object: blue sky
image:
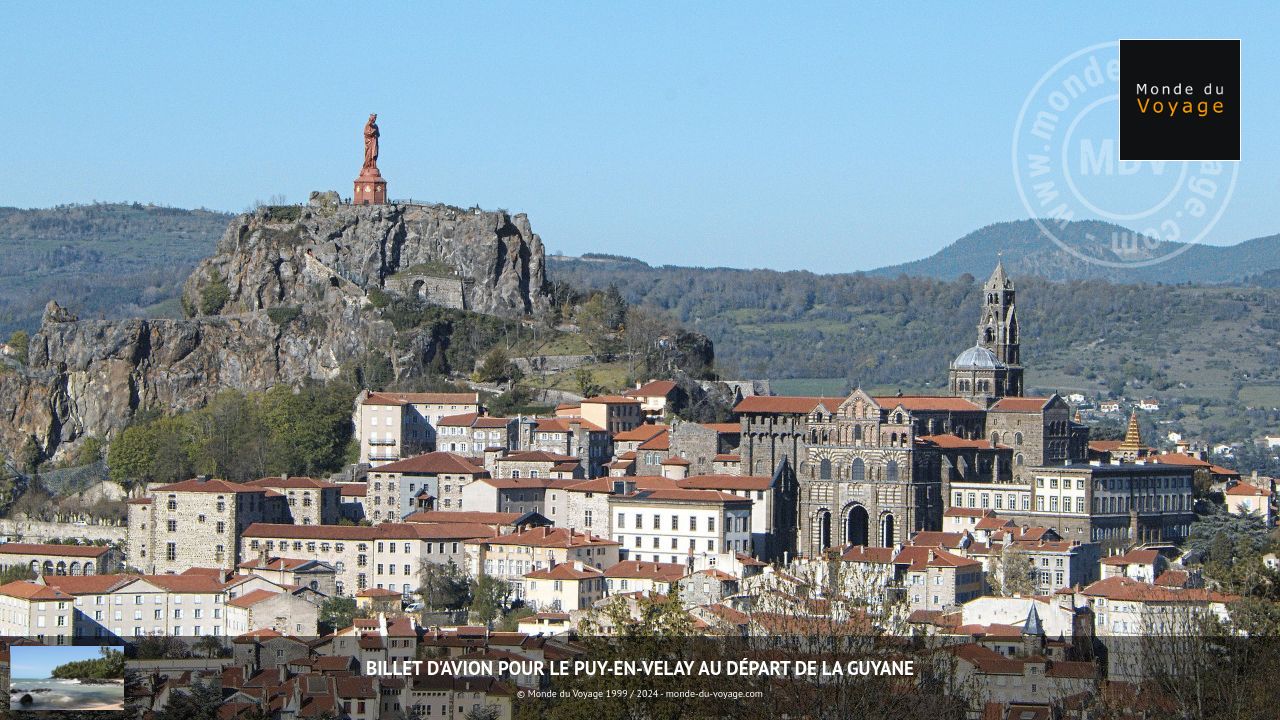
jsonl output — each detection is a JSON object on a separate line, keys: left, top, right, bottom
{"left": 10, "top": 645, "right": 119, "bottom": 678}
{"left": 0, "top": 3, "right": 1275, "bottom": 271}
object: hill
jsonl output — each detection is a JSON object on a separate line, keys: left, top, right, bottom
{"left": 549, "top": 256, "right": 1280, "bottom": 443}
{"left": 0, "top": 203, "right": 231, "bottom": 335}
{"left": 866, "top": 219, "right": 1280, "bottom": 284}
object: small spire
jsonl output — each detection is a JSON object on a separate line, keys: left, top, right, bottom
{"left": 1118, "top": 410, "right": 1143, "bottom": 453}
{"left": 987, "top": 261, "right": 1009, "bottom": 289}
{"left": 1023, "top": 604, "right": 1044, "bottom": 637}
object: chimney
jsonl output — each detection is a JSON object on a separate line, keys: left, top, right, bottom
{"left": 281, "top": 473, "right": 289, "bottom": 481}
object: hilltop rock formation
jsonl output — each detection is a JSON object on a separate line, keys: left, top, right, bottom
{"left": 0, "top": 203, "right": 551, "bottom": 460}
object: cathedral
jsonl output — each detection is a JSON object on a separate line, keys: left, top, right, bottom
{"left": 736, "top": 265, "right": 1090, "bottom": 558}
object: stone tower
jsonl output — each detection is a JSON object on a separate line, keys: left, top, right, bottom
{"left": 949, "top": 263, "right": 1025, "bottom": 404}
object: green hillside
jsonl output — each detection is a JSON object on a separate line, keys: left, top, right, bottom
{"left": 0, "top": 203, "right": 231, "bottom": 334}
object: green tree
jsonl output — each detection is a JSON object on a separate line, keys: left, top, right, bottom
{"left": 6, "top": 329, "right": 29, "bottom": 364}
{"left": 75, "top": 436, "right": 105, "bottom": 466}
{"left": 194, "top": 635, "right": 225, "bottom": 659}
{"left": 475, "top": 346, "right": 515, "bottom": 383}
{"left": 464, "top": 706, "right": 502, "bottom": 720}
{"left": 418, "top": 560, "right": 471, "bottom": 611}
{"left": 320, "top": 595, "right": 358, "bottom": 631}
{"left": 156, "top": 678, "right": 223, "bottom": 720}
{"left": 199, "top": 270, "right": 231, "bottom": 315}
{"left": 17, "top": 435, "right": 42, "bottom": 474}
{"left": 999, "top": 545, "right": 1036, "bottom": 597}
{"left": 469, "top": 575, "right": 512, "bottom": 627}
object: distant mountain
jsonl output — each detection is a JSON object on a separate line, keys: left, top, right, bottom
{"left": 0, "top": 203, "right": 231, "bottom": 335}
{"left": 867, "top": 219, "right": 1280, "bottom": 284}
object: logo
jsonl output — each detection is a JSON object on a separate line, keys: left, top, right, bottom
{"left": 1012, "top": 42, "right": 1237, "bottom": 268}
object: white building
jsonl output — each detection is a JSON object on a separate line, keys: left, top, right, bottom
{"left": 608, "top": 488, "right": 752, "bottom": 566}
{"left": 355, "top": 391, "right": 481, "bottom": 466}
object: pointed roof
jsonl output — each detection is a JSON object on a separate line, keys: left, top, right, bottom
{"left": 1023, "top": 604, "right": 1044, "bottom": 637}
{"left": 986, "top": 261, "right": 1011, "bottom": 289}
{"left": 1117, "top": 411, "right": 1144, "bottom": 453}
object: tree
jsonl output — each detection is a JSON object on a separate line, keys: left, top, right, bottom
{"left": 469, "top": 575, "right": 512, "bottom": 627}
{"left": 999, "top": 545, "right": 1036, "bottom": 597}
{"left": 418, "top": 560, "right": 470, "bottom": 611}
{"left": 199, "top": 270, "right": 231, "bottom": 315}
{"left": 6, "top": 329, "right": 29, "bottom": 364}
{"left": 573, "top": 367, "right": 603, "bottom": 398}
{"left": 320, "top": 595, "right": 358, "bottom": 631}
{"left": 194, "top": 635, "right": 225, "bottom": 659}
{"left": 475, "top": 346, "right": 515, "bottom": 384}
{"left": 464, "top": 706, "right": 502, "bottom": 720}
{"left": 17, "top": 435, "right": 42, "bottom": 474}
{"left": 156, "top": 678, "right": 223, "bottom": 720}
{"left": 76, "top": 436, "right": 105, "bottom": 466}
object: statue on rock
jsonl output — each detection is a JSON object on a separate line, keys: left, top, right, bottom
{"left": 354, "top": 113, "right": 387, "bottom": 204}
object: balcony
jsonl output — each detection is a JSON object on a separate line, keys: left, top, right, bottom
{"left": 367, "top": 438, "right": 398, "bottom": 446}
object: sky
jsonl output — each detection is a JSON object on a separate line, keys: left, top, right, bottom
{"left": 10, "top": 645, "right": 119, "bottom": 679}
{"left": 1, "top": 2, "right": 1276, "bottom": 272}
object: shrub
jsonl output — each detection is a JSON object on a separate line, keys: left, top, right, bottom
{"left": 267, "top": 306, "right": 302, "bottom": 326}
{"left": 199, "top": 271, "right": 231, "bottom": 315}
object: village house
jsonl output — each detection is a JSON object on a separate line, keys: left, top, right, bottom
{"left": 368, "top": 452, "right": 490, "bottom": 520}
{"left": 609, "top": 488, "right": 753, "bottom": 566}
{"left": 355, "top": 391, "right": 481, "bottom": 466}
{"left": 623, "top": 380, "right": 679, "bottom": 421}
{"left": 523, "top": 561, "right": 606, "bottom": 612}
{"left": 245, "top": 475, "right": 342, "bottom": 525}
{"left": 0, "top": 542, "right": 120, "bottom": 577}
{"left": 435, "top": 413, "right": 519, "bottom": 454}
{"left": 464, "top": 527, "right": 621, "bottom": 600}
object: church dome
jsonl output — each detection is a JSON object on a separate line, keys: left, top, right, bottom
{"left": 952, "top": 345, "right": 1005, "bottom": 369}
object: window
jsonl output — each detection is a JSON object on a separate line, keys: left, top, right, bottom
{"left": 166, "top": 543, "right": 177, "bottom": 561}
{"left": 167, "top": 520, "right": 177, "bottom": 532}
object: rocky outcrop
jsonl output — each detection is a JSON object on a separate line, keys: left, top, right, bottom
{"left": 0, "top": 203, "right": 551, "bottom": 460}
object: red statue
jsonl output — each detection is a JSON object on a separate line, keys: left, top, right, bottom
{"left": 355, "top": 113, "right": 387, "bottom": 204}
{"left": 362, "top": 114, "right": 380, "bottom": 171}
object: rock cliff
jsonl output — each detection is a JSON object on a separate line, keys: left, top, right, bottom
{"left": 1, "top": 203, "right": 551, "bottom": 460}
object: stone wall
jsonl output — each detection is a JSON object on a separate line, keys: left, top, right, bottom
{"left": 0, "top": 518, "right": 126, "bottom": 545}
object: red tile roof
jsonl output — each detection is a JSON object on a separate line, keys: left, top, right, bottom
{"left": 613, "top": 424, "right": 669, "bottom": 442}
{"left": 916, "top": 434, "right": 1003, "bottom": 450}
{"left": 677, "top": 474, "right": 772, "bottom": 491}
{"left": 613, "top": 488, "right": 753, "bottom": 505}
{"left": 374, "top": 452, "right": 490, "bottom": 476}
{"left": 989, "top": 397, "right": 1053, "bottom": 412}
{"left": 604, "top": 560, "right": 687, "bottom": 582}
{"left": 470, "top": 526, "right": 619, "bottom": 549}
{"left": 564, "top": 476, "right": 677, "bottom": 493}
{"left": 501, "top": 450, "right": 579, "bottom": 463}
{"left": 624, "top": 380, "right": 678, "bottom": 398}
{"left": 701, "top": 423, "right": 742, "bottom": 434}
{"left": 582, "top": 395, "right": 641, "bottom": 405}
{"left": 153, "top": 478, "right": 270, "bottom": 493}
{"left": 403, "top": 510, "right": 524, "bottom": 525}
{"left": 525, "top": 562, "right": 604, "bottom": 580}
{"left": 362, "top": 392, "right": 479, "bottom": 406}
{"left": 840, "top": 545, "right": 896, "bottom": 563}
{"left": 245, "top": 476, "right": 337, "bottom": 490}
{"left": 355, "top": 587, "right": 400, "bottom": 598}
{"left": 535, "top": 417, "right": 605, "bottom": 433}
{"left": 40, "top": 574, "right": 137, "bottom": 595}
{"left": 1101, "top": 549, "right": 1160, "bottom": 566}
{"left": 1082, "top": 575, "right": 1236, "bottom": 603}
{"left": 1225, "top": 483, "right": 1271, "bottom": 496}
{"left": 734, "top": 396, "right": 840, "bottom": 414}
{"left": 0, "top": 542, "right": 110, "bottom": 558}
{"left": 874, "top": 396, "right": 981, "bottom": 412}
{"left": 637, "top": 432, "right": 670, "bottom": 451}
{"left": 660, "top": 456, "right": 691, "bottom": 466}
{"left": 0, "top": 580, "right": 71, "bottom": 600}
{"left": 228, "top": 589, "right": 283, "bottom": 608}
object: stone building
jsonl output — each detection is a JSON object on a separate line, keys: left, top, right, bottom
{"left": 668, "top": 421, "right": 742, "bottom": 476}
{"left": 368, "top": 452, "right": 491, "bottom": 520}
{"left": 736, "top": 266, "right": 1091, "bottom": 558}
{"left": 355, "top": 391, "right": 482, "bottom": 466}
{"left": 127, "top": 478, "right": 289, "bottom": 575}
{"left": 245, "top": 475, "right": 342, "bottom": 525}
{"left": 0, "top": 542, "right": 120, "bottom": 577}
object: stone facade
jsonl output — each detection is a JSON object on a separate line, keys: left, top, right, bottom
{"left": 737, "top": 266, "right": 1092, "bottom": 559}
{"left": 127, "top": 478, "right": 289, "bottom": 575}
{"left": 246, "top": 476, "right": 342, "bottom": 525}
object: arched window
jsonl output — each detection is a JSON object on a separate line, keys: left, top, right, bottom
{"left": 819, "top": 459, "right": 832, "bottom": 480}
{"left": 1015, "top": 453, "right": 1024, "bottom": 466}
{"left": 853, "top": 425, "right": 863, "bottom": 441}
{"left": 851, "top": 458, "right": 865, "bottom": 482}
{"left": 69, "top": 562, "right": 81, "bottom": 576}
{"left": 1015, "top": 432, "right": 1023, "bottom": 445}
{"left": 886, "top": 460, "right": 899, "bottom": 483}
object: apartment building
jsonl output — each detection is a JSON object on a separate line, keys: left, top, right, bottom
{"left": 463, "top": 527, "right": 620, "bottom": 600}
{"left": 367, "top": 452, "right": 490, "bottom": 520}
{"left": 355, "top": 391, "right": 482, "bottom": 466}
{"left": 677, "top": 474, "right": 781, "bottom": 559}
{"left": 550, "top": 476, "right": 676, "bottom": 536}
{"left": 436, "top": 413, "right": 519, "bottom": 454}
{"left": 127, "top": 478, "right": 289, "bottom": 575}
{"left": 896, "top": 546, "right": 985, "bottom": 613}
{"left": 578, "top": 396, "right": 644, "bottom": 435}
{"left": 0, "top": 580, "right": 74, "bottom": 642}
{"left": 489, "top": 451, "right": 583, "bottom": 482}
{"left": 241, "top": 522, "right": 496, "bottom": 596}
{"left": 609, "top": 488, "right": 753, "bottom": 566}
{"left": 523, "top": 561, "right": 607, "bottom": 612}
{"left": 529, "top": 417, "right": 611, "bottom": 477}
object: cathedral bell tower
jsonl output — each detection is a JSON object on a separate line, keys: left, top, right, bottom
{"left": 949, "top": 263, "right": 1025, "bottom": 404}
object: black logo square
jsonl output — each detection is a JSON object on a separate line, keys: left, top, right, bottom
{"left": 1120, "top": 39, "right": 1239, "bottom": 161}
